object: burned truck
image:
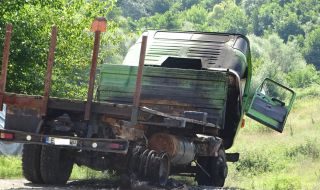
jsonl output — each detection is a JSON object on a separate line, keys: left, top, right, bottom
{"left": 0, "top": 19, "right": 295, "bottom": 187}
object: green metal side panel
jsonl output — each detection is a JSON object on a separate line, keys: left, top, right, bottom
{"left": 97, "top": 64, "right": 228, "bottom": 128}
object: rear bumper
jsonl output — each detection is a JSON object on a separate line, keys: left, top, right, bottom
{"left": 0, "top": 129, "right": 128, "bottom": 154}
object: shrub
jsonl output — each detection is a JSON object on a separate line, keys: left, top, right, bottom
{"left": 269, "top": 175, "right": 302, "bottom": 190}
{"left": 286, "top": 139, "right": 320, "bottom": 160}
{"left": 236, "top": 151, "right": 277, "bottom": 175}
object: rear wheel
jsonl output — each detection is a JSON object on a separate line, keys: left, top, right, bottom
{"left": 196, "top": 148, "right": 228, "bottom": 187}
{"left": 22, "top": 144, "right": 43, "bottom": 183}
{"left": 40, "top": 145, "right": 74, "bottom": 184}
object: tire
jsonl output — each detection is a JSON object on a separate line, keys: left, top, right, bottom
{"left": 40, "top": 145, "right": 74, "bottom": 184}
{"left": 22, "top": 144, "right": 43, "bottom": 183}
{"left": 196, "top": 148, "right": 228, "bottom": 187}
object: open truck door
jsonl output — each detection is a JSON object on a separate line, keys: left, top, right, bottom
{"left": 246, "top": 78, "right": 295, "bottom": 132}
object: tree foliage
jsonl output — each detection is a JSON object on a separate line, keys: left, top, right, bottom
{"left": 207, "top": 1, "right": 249, "bottom": 34}
{"left": 0, "top": 0, "right": 118, "bottom": 99}
{"left": 304, "top": 28, "right": 320, "bottom": 69}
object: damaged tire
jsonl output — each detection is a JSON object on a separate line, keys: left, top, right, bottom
{"left": 40, "top": 145, "right": 73, "bottom": 184}
{"left": 22, "top": 144, "right": 43, "bottom": 183}
{"left": 196, "top": 148, "right": 228, "bottom": 187}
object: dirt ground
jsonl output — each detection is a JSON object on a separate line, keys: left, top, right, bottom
{"left": 0, "top": 179, "right": 110, "bottom": 190}
{"left": 0, "top": 179, "right": 241, "bottom": 190}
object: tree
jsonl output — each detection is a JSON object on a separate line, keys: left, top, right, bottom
{"left": 304, "top": 28, "right": 320, "bottom": 69}
{"left": 185, "top": 5, "right": 207, "bottom": 25}
{"left": 0, "top": 0, "right": 118, "bottom": 99}
{"left": 147, "top": 0, "right": 172, "bottom": 14}
{"left": 286, "top": 64, "right": 319, "bottom": 88}
{"left": 275, "top": 13, "right": 305, "bottom": 42}
{"left": 252, "top": 2, "right": 282, "bottom": 36}
{"left": 117, "top": 0, "right": 148, "bottom": 20}
{"left": 207, "top": 1, "right": 249, "bottom": 34}
{"left": 249, "top": 33, "right": 307, "bottom": 89}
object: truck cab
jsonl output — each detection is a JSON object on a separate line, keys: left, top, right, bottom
{"left": 119, "top": 31, "right": 294, "bottom": 148}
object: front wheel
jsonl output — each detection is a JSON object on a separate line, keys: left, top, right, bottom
{"left": 40, "top": 145, "right": 74, "bottom": 184}
{"left": 196, "top": 148, "right": 228, "bottom": 187}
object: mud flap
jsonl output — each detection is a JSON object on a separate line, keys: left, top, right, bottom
{"left": 5, "top": 105, "right": 42, "bottom": 133}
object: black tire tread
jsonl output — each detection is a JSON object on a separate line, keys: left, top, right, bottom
{"left": 40, "top": 145, "right": 73, "bottom": 184}
{"left": 22, "top": 144, "right": 43, "bottom": 183}
{"left": 196, "top": 148, "right": 227, "bottom": 187}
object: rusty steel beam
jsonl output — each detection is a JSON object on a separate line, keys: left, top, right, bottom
{"left": 131, "top": 35, "right": 148, "bottom": 125}
{"left": 84, "top": 17, "right": 106, "bottom": 121}
{"left": 41, "top": 26, "right": 58, "bottom": 116}
{"left": 0, "top": 24, "right": 13, "bottom": 111}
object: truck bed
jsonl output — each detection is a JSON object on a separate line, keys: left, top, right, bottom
{"left": 97, "top": 64, "right": 230, "bottom": 129}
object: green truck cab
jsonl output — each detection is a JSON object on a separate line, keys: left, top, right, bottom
{"left": 0, "top": 28, "right": 295, "bottom": 188}
{"left": 95, "top": 31, "right": 295, "bottom": 186}
{"left": 99, "top": 31, "right": 295, "bottom": 146}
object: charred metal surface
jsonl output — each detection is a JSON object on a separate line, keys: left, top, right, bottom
{"left": 129, "top": 146, "right": 170, "bottom": 186}
{"left": 41, "top": 26, "right": 57, "bottom": 116}
{"left": 194, "top": 136, "right": 222, "bottom": 157}
{"left": 139, "top": 107, "right": 217, "bottom": 128}
{"left": 131, "top": 35, "right": 148, "bottom": 125}
{"left": 148, "top": 133, "right": 196, "bottom": 165}
{"left": 5, "top": 106, "right": 42, "bottom": 132}
{"left": 0, "top": 24, "right": 13, "bottom": 110}
{"left": 148, "top": 133, "right": 223, "bottom": 164}
{"left": 84, "top": 17, "right": 106, "bottom": 121}
{"left": 101, "top": 117, "right": 145, "bottom": 141}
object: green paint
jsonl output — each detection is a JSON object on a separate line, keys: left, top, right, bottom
{"left": 98, "top": 64, "right": 229, "bottom": 128}
{"left": 246, "top": 78, "right": 296, "bottom": 132}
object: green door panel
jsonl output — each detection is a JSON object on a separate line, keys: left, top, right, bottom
{"left": 246, "top": 78, "right": 295, "bottom": 132}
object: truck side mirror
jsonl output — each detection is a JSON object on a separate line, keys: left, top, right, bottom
{"left": 246, "top": 78, "right": 295, "bottom": 132}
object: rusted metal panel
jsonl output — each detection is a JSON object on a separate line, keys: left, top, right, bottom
{"left": 0, "top": 93, "right": 132, "bottom": 119}
{"left": 2, "top": 93, "right": 42, "bottom": 132}
{"left": 98, "top": 64, "right": 228, "bottom": 128}
{"left": 41, "top": 26, "right": 57, "bottom": 116}
{"left": 2, "top": 93, "right": 43, "bottom": 109}
{"left": 91, "top": 17, "right": 107, "bottom": 32}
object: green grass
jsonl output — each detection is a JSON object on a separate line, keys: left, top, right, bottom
{"left": 226, "top": 97, "right": 320, "bottom": 189}
{"left": 0, "top": 156, "right": 22, "bottom": 179}
{"left": 0, "top": 155, "right": 107, "bottom": 180}
{"left": 0, "top": 97, "right": 319, "bottom": 190}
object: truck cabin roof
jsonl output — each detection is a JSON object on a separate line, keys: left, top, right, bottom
{"left": 123, "top": 31, "right": 250, "bottom": 78}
